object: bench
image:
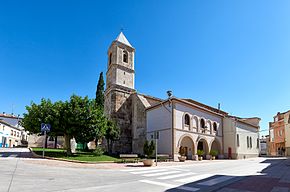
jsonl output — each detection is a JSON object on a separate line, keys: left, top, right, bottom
{"left": 157, "top": 154, "right": 173, "bottom": 162}
{"left": 119, "top": 154, "right": 139, "bottom": 163}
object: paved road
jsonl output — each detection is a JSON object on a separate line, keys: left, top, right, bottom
{"left": 1, "top": 148, "right": 290, "bottom": 192}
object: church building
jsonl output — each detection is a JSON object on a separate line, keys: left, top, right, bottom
{"left": 104, "top": 32, "right": 260, "bottom": 160}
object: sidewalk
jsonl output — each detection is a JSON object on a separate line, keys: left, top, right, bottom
{"left": 216, "top": 157, "right": 290, "bottom": 192}
{"left": 23, "top": 157, "right": 227, "bottom": 169}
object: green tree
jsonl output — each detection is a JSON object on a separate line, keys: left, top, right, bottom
{"left": 105, "top": 120, "right": 120, "bottom": 154}
{"left": 22, "top": 95, "right": 110, "bottom": 155}
{"left": 62, "top": 95, "right": 92, "bottom": 155}
{"left": 21, "top": 99, "right": 58, "bottom": 148}
{"left": 95, "top": 72, "right": 105, "bottom": 109}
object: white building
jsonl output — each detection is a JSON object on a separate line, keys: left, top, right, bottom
{"left": 223, "top": 116, "right": 260, "bottom": 159}
{"left": 146, "top": 98, "right": 260, "bottom": 160}
{"left": 0, "top": 115, "right": 28, "bottom": 148}
{"left": 104, "top": 32, "right": 261, "bottom": 160}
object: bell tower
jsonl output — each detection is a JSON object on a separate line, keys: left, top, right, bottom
{"left": 105, "top": 32, "right": 135, "bottom": 115}
{"left": 104, "top": 32, "right": 135, "bottom": 153}
{"left": 106, "top": 32, "right": 135, "bottom": 91}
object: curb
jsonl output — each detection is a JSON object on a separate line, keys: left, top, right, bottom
{"left": 29, "top": 148, "right": 119, "bottom": 164}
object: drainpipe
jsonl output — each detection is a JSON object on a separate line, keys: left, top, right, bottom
{"left": 171, "top": 98, "right": 174, "bottom": 160}
{"left": 159, "top": 97, "right": 174, "bottom": 159}
{"left": 222, "top": 117, "right": 224, "bottom": 157}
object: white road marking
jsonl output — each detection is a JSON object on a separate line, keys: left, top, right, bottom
{"left": 131, "top": 169, "right": 169, "bottom": 174}
{"left": 121, "top": 167, "right": 155, "bottom": 172}
{"left": 197, "top": 175, "right": 234, "bottom": 186}
{"left": 9, "top": 154, "right": 17, "bottom": 157}
{"left": 176, "top": 173, "right": 214, "bottom": 183}
{"left": 143, "top": 170, "right": 181, "bottom": 177}
{"left": 157, "top": 172, "right": 196, "bottom": 180}
{"left": 140, "top": 179, "right": 200, "bottom": 191}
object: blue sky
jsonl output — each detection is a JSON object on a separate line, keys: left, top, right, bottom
{"left": 1, "top": 1, "right": 290, "bottom": 135}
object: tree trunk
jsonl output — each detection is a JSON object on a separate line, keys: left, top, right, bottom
{"left": 110, "top": 140, "right": 113, "bottom": 154}
{"left": 64, "top": 134, "right": 72, "bottom": 156}
{"left": 107, "top": 140, "right": 110, "bottom": 154}
{"left": 54, "top": 136, "right": 58, "bottom": 149}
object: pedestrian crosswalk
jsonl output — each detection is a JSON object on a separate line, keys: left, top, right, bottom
{"left": 0, "top": 153, "right": 20, "bottom": 158}
{"left": 122, "top": 167, "right": 236, "bottom": 191}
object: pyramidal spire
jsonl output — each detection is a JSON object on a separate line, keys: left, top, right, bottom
{"left": 115, "top": 32, "right": 133, "bottom": 47}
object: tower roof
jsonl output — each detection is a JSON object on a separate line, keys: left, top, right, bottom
{"left": 115, "top": 32, "right": 133, "bottom": 47}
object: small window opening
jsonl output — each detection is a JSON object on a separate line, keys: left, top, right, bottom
{"left": 109, "top": 53, "right": 112, "bottom": 64}
{"left": 184, "top": 114, "right": 190, "bottom": 126}
{"left": 213, "top": 122, "right": 217, "bottom": 132}
{"left": 123, "top": 50, "right": 128, "bottom": 63}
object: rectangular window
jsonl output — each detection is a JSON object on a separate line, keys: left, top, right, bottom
{"left": 237, "top": 134, "right": 240, "bottom": 147}
{"left": 270, "top": 130, "right": 274, "bottom": 142}
{"left": 257, "top": 138, "right": 259, "bottom": 148}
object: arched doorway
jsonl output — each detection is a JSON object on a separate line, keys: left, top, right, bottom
{"left": 211, "top": 139, "right": 221, "bottom": 158}
{"left": 197, "top": 138, "right": 209, "bottom": 157}
{"left": 179, "top": 136, "right": 195, "bottom": 160}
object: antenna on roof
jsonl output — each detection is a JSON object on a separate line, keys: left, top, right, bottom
{"left": 167, "top": 90, "right": 172, "bottom": 98}
{"left": 167, "top": 90, "right": 173, "bottom": 107}
{"left": 11, "top": 104, "right": 14, "bottom": 116}
{"left": 218, "top": 103, "right": 221, "bottom": 113}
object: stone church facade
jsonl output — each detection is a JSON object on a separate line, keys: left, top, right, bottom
{"left": 104, "top": 32, "right": 260, "bottom": 160}
{"left": 104, "top": 32, "right": 162, "bottom": 154}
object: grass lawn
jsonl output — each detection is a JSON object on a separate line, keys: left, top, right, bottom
{"left": 31, "top": 148, "right": 121, "bottom": 162}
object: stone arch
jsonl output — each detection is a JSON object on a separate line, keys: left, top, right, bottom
{"left": 178, "top": 134, "right": 195, "bottom": 160}
{"left": 192, "top": 116, "right": 199, "bottom": 132}
{"left": 197, "top": 136, "right": 209, "bottom": 156}
{"left": 200, "top": 117, "right": 206, "bottom": 133}
{"left": 182, "top": 112, "right": 192, "bottom": 131}
{"left": 206, "top": 120, "right": 212, "bottom": 134}
{"left": 213, "top": 122, "right": 218, "bottom": 133}
{"left": 209, "top": 138, "right": 222, "bottom": 156}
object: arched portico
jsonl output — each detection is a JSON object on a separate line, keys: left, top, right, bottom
{"left": 197, "top": 137, "right": 209, "bottom": 156}
{"left": 178, "top": 135, "right": 195, "bottom": 160}
{"left": 210, "top": 139, "right": 222, "bottom": 155}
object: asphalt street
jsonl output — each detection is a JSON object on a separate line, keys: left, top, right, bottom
{"left": 0, "top": 148, "right": 289, "bottom": 192}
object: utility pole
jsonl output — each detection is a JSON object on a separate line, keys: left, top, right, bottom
{"left": 155, "top": 131, "right": 159, "bottom": 166}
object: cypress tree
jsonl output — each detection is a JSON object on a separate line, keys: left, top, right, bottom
{"left": 95, "top": 72, "right": 105, "bottom": 109}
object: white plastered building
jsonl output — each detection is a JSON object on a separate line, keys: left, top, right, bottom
{"left": 104, "top": 32, "right": 261, "bottom": 160}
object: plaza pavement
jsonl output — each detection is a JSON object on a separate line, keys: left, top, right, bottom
{"left": 1, "top": 148, "right": 290, "bottom": 192}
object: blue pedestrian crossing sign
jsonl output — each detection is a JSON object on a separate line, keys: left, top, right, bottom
{"left": 41, "top": 123, "right": 51, "bottom": 132}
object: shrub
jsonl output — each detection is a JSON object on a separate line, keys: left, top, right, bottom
{"left": 143, "top": 140, "right": 155, "bottom": 158}
{"left": 197, "top": 149, "right": 204, "bottom": 156}
{"left": 210, "top": 150, "right": 218, "bottom": 157}
{"left": 93, "top": 146, "right": 104, "bottom": 156}
{"left": 179, "top": 146, "right": 186, "bottom": 156}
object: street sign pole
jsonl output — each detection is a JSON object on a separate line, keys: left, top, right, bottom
{"left": 154, "top": 131, "right": 159, "bottom": 166}
{"left": 43, "top": 131, "right": 46, "bottom": 158}
{"left": 41, "top": 123, "right": 51, "bottom": 158}
{"left": 155, "top": 137, "right": 158, "bottom": 166}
